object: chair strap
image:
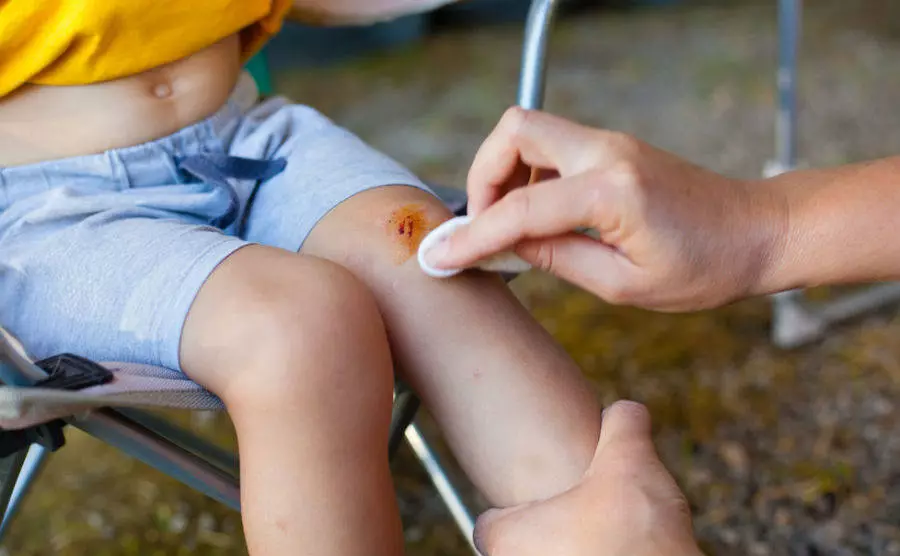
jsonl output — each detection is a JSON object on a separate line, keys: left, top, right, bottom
{"left": 0, "top": 329, "right": 223, "bottom": 431}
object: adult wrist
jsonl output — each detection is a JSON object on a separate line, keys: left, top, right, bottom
{"left": 737, "top": 176, "right": 796, "bottom": 298}
{"left": 747, "top": 168, "right": 855, "bottom": 295}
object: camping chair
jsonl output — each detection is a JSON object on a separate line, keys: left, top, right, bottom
{"left": 0, "top": 1, "right": 562, "bottom": 553}
{"left": 766, "top": 0, "right": 900, "bottom": 348}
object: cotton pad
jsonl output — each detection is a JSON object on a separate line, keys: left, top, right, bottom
{"left": 417, "top": 216, "right": 532, "bottom": 278}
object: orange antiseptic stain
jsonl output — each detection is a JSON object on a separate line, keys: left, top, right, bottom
{"left": 386, "top": 203, "right": 436, "bottom": 263}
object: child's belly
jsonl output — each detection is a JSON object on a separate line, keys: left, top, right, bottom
{"left": 0, "top": 35, "right": 242, "bottom": 167}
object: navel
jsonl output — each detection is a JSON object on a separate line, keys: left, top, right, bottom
{"left": 151, "top": 82, "right": 173, "bottom": 99}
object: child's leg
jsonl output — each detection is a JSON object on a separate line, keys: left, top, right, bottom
{"left": 302, "top": 185, "right": 602, "bottom": 507}
{"left": 179, "top": 246, "right": 403, "bottom": 556}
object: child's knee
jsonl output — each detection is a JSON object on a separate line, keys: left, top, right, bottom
{"left": 213, "top": 254, "right": 394, "bottom": 413}
{"left": 303, "top": 185, "right": 454, "bottom": 268}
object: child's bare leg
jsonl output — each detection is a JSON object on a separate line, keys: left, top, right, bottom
{"left": 179, "top": 246, "right": 403, "bottom": 556}
{"left": 303, "top": 186, "right": 602, "bottom": 507}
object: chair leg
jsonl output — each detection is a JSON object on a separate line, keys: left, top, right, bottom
{"left": 116, "top": 409, "right": 239, "bottom": 475}
{"left": 405, "top": 423, "right": 479, "bottom": 555}
{"left": 517, "top": 0, "right": 561, "bottom": 110}
{"left": 0, "top": 450, "right": 27, "bottom": 543}
{"left": 72, "top": 409, "right": 241, "bottom": 511}
{"left": 0, "top": 444, "right": 50, "bottom": 541}
{"left": 389, "top": 385, "right": 420, "bottom": 459}
{"left": 392, "top": 386, "right": 479, "bottom": 552}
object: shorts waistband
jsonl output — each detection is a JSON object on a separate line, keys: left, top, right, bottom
{"left": 0, "top": 72, "right": 261, "bottom": 208}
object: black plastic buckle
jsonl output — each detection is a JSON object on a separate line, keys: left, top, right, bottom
{"left": 0, "top": 354, "right": 114, "bottom": 458}
{"left": 35, "top": 354, "right": 114, "bottom": 391}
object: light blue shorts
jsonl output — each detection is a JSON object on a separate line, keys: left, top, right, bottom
{"left": 0, "top": 74, "right": 431, "bottom": 371}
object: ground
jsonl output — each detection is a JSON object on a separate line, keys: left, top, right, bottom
{"left": 7, "top": 1, "right": 900, "bottom": 554}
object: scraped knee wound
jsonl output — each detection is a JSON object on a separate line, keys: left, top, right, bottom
{"left": 384, "top": 203, "right": 438, "bottom": 264}
{"left": 417, "top": 216, "right": 532, "bottom": 278}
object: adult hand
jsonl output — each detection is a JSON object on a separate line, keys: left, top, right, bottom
{"left": 474, "top": 401, "right": 702, "bottom": 556}
{"left": 425, "top": 108, "right": 790, "bottom": 311}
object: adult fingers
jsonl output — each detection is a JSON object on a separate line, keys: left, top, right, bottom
{"left": 467, "top": 108, "right": 629, "bottom": 215}
{"left": 429, "top": 172, "right": 602, "bottom": 269}
{"left": 515, "top": 234, "right": 637, "bottom": 304}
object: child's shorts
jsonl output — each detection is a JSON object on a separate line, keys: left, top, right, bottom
{"left": 0, "top": 73, "right": 432, "bottom": 371}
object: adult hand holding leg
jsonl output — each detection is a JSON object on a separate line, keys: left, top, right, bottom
{"left": 474, "top": 401, "right": 703, "bottom": 556}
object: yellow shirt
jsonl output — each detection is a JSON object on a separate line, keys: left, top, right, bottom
{"left": 0, "top": 0, "right": 291, "bottom": 98}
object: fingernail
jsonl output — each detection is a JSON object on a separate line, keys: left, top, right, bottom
{"left": 424, "top": 240, "right": 452, "bottom": 269}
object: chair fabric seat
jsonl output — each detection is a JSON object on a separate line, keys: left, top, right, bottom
{"left": 0, "top": 362, "right": 225, "bottom": 430}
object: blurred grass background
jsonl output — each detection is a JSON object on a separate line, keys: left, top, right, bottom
{"left": 7, "top": 0, "right": 900, "bottom": 554}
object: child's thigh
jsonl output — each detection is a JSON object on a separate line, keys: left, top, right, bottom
{"left": 227, "top": 101, "right": 436, "bottom": 252}
{"left": 0, "top": 213, "right": 247, "bottom": 370}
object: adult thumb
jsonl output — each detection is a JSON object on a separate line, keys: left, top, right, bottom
{"left": 587, "top": 401, "right": 655, "bottom": 473}
{"left": 473, "top": 506, "right": 516, "bottom": 555}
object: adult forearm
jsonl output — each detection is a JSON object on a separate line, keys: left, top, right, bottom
{"left": 758, "top": 156, "right": 900, "bottom": 293}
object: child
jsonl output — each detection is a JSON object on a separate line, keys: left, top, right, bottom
{"left": 0, "top": 2, "right": 602, "bottom": 554}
